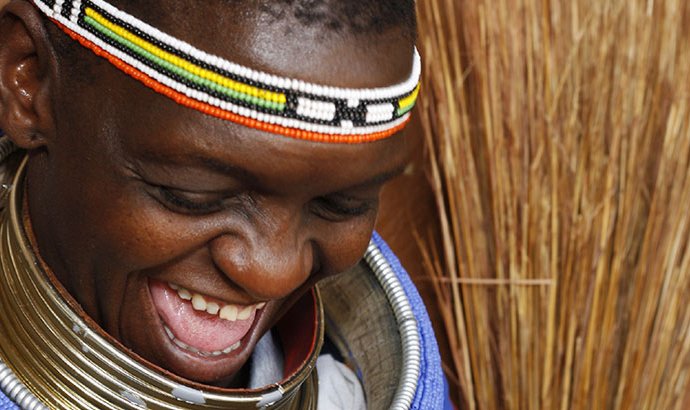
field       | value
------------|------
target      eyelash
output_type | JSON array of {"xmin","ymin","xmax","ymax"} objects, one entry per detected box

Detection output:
[
  {"xmin": 312, "ymin": 197, "xmax": 375, "ymax": 220},
  {"xmin": 157, "ymin": 186, "xmax": 226, "ymax": 214}
]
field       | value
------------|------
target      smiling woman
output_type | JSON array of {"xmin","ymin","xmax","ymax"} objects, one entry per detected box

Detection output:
[{"xmin": 0, "ymin": 0, "xmax": 449, "ymax": 409}]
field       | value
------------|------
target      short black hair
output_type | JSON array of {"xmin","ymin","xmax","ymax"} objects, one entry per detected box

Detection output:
[{"xmin": 257, "ymin": 0, "xmax": 417, "ymax": 42}]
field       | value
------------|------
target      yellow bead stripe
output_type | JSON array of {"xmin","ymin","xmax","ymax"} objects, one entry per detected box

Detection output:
[
  {"xmin": 398, "ymin": 83, "xmax": 420, "ymax": 111},
  {"xmin": 85, "ymin": 7, "xmax": 287, "ymax": 105}
]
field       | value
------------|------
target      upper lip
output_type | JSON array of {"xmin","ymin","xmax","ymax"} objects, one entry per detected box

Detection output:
[{"xmin": 165, "ymin": 280, "xmax": 267, "ymax": 307}]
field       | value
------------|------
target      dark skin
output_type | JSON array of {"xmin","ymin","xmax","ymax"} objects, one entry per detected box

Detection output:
[{"xmin": 0, "ymin": 0, "xmax": 414, "ymax": 386}]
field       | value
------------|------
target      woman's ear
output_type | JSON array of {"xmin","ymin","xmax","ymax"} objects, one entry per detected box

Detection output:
[{"xmin": 0, "ymin": 0, "xmax": 57, "ymax": 149}]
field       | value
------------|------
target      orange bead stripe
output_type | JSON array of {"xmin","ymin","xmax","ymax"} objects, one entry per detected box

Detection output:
[{"xmin": 55, "ymin": 21, "xmax": 410, "ymax": 144}]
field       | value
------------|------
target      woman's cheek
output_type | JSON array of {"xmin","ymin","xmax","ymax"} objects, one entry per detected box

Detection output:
[{"xmin": 318, "ymin": 216, "xmax": 377, "ymax": 277}]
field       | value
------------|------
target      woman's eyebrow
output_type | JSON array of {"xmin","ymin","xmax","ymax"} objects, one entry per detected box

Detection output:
[
  {"xmin": 139, "ymin": 151, "xmax": 259, "ymax": 183},
  {"xmin": 341, "ymin": 164, "xmax": 409, "ymax": 191},
  {"xmin": 194, "ymin": 155, "xmax": 257, "ymax": 182}
]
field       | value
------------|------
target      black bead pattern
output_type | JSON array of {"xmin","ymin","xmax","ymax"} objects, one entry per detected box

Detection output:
[{"xmin": 60, "ymin": 0, "xmax": 73, "ymax": 19}]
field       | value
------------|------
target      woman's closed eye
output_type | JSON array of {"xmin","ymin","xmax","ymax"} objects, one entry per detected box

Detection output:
[
  {"xmin": 154, "ymin": 185, "xmax": 234, "ymax": 215},
  {"xmin": 310, "ymin": 195, "xmax": 376, "ymax": 221}
]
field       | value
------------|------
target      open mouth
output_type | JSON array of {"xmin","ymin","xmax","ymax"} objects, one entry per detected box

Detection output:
[{"xmin": 149, "ymin": 280, "xmax": 266, "ymax": 357}]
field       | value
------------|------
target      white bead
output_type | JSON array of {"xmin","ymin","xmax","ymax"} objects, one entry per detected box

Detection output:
[
  {"xmin": 299, "ymin": 81, "xmax": 308, "ymax": 93},
  {"xmin": 248, "ymin": 69, "xmax": 258, "ymax": 82},
  {"xmin": 187, "ymin": 47, "xmax": 199, "ymax": 59}
]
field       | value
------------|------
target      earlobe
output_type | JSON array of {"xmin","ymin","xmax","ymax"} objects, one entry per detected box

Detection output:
[{"xmin": 0, "ymin": 1, "xmax": 56, "ymax": 149}]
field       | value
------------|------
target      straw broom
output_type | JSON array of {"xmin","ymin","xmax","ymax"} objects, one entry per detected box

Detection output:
[{"xmin": 416, "ymin": 0, "xmax": 690, "ymax": 408}]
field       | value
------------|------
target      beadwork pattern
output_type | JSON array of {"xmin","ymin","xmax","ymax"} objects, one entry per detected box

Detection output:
[{"xmin": 32, "ymin": 0, "xmax": 421, "ymax": 143}]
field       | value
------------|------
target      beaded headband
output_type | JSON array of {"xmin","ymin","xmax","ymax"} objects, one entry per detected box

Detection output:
[{"xmin": 32, "ymin": 0, "xmax": 421, "ymax": 143}]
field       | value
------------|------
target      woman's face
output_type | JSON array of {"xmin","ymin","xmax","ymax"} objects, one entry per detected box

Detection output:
[{"xmin": 25, "ymin": 1, "xmax": 415, "ymax": 386}]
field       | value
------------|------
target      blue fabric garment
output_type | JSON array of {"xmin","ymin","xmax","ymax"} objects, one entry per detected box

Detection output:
[
  {"xmin": 0, "ymin": 390, "xmax": 17, "ymax": 410},
  {"xmin": 372, "ymin": 232, "xmax": 453, "ymax": 410}
]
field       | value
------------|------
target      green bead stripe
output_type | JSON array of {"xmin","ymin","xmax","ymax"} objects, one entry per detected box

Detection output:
[
  {"xmin": 84, "ymin": 16, "xmax": 286, "ymax": 112},
  {"xmin": 397, "ymin": 104, "xmax": 415, "ymax": 117}
]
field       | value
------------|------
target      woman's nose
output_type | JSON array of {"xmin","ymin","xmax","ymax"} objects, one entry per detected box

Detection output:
[{"xmin": 208, "ymin": 212, "xmax": 313, "ymax": 301}]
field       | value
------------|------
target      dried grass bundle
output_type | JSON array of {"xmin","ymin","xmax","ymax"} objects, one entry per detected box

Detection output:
[{"xmin": 416, "ymin": 1, "xmax": 690, "ymax": 408}]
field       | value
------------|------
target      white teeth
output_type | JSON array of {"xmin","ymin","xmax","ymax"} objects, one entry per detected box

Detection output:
[
  {"xmin": 167, "ymin": 282, "xmax": 264, "ymax": 322},
  {"xmin": 174, "ymin": 338, "xmax": 188, "ymax": 349},
  {"xmin": 163, "ymin": 325, "xmax": 242, "ymax": 357},
  {"xmin": 191, "ymin": 294, "xmax": 207, "ymax": 311},
  {"xmin": 219, "ymin": 305, "xmax": 238, "ymax": 321},
  {"xmin": 172, "ymin": 335, "xmax": 200, "ymax": 354},
  {"xmin": 222, "ymin": 341, "xmax": 241, "ymax": 354},
  {"xmin": 206, "ymin": 302, "xmax": 220, "ymax": 315},
  {"xmin": 177, "ymin": 288, "xmax": 192, "ymax": 301},
  {"xmin": 237, "ymin": 305, "xmax": 253, "ymax": 320}
]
